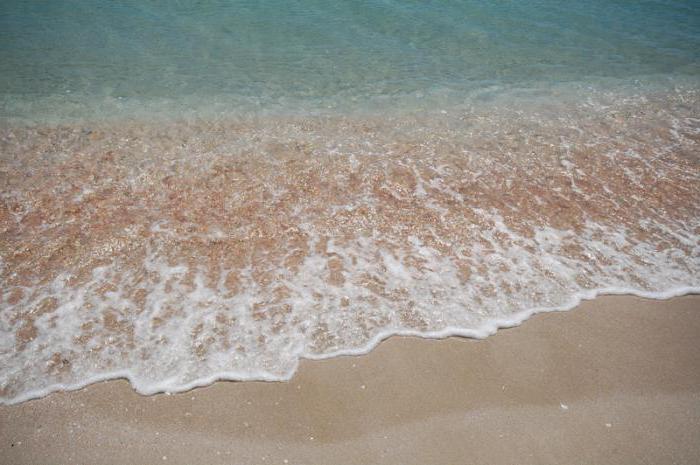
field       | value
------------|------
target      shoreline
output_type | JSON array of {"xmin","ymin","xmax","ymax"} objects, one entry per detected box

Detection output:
[
  {"xmin": 2, "ymin": 294, "xmax": 699, "ymax": 464},
  {"xmin": 3, "ymin": 287, "xmax": 698, "ymax": 405},
  {"xmin": 3, "ymin": 87, "xmax": 698, "ymax": 403}
]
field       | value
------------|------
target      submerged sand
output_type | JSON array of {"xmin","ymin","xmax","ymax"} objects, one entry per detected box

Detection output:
[
  {"xmin": 1, "ymin": 294, "xmax": 698, "ymax": 464},
  {"xmin": 2, "ymin": 86, "xmax": 699, "ymax": 402}
]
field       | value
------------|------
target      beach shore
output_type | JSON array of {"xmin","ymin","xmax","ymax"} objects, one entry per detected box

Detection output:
[{"xmin": 1, "ymin": 294, "xmax": 698, "ymax": 464}]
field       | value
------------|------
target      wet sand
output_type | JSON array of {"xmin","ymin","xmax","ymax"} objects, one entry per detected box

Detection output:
[{"xmin": 1, "ymin": 294, "xmax": 698, "ymax": 464}]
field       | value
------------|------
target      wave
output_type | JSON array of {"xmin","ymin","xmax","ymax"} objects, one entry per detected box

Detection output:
[{"xmin": 1, "ymin": 83, "xmax": 698, "ymax": 404}]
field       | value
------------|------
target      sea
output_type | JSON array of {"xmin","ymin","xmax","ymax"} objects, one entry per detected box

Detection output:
[{"xmin": 1, "ymin": 0, "xmax": 699, "ymax": 403}]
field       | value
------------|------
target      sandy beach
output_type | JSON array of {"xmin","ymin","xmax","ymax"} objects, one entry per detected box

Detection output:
[
  {"xmin": 2, "ymin": 3, "xmax": 699, "ymax": 464},
  {"xmin": 1, "ymin": 294, "xmax": 698, "ymax": 464}
]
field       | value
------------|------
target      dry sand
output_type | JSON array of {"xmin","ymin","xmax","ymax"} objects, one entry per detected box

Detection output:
[{"xmin": 1, "ymin": 294, "xmax": 699, "ymax": 465}]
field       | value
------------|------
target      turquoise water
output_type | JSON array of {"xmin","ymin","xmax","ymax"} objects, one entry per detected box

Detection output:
[{"xmin": 1, "ymin": 0, "xmax": 699, "ymax": 120}]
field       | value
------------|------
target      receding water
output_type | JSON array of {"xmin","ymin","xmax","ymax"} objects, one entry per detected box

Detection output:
[{"xmin": 1, "ymin": 1, "xmax": 699, "ymax": 403}]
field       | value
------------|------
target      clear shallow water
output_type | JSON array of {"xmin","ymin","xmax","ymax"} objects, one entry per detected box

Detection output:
[
  {"xmin": 1, "ymin": 2, "xmax": 699, "ymax": 403},
  {"xmin": 1, "ymin": 0, "xmax": 699, "ymax": 120}
]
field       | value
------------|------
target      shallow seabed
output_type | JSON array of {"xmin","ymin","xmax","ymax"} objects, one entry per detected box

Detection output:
[{"xmin": 1, "ymin": 83, "xmax": 699, "ymax": 403}]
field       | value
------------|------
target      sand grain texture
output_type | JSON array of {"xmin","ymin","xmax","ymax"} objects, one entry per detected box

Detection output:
[{"xmin": 1, "ymin": 295, "xmax": 699, "ymax": 465}]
